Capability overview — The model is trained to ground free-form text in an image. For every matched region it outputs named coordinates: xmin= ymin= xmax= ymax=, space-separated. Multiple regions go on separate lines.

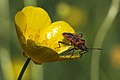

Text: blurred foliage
xmin=0 ymin=0 xmax=120 ymax=80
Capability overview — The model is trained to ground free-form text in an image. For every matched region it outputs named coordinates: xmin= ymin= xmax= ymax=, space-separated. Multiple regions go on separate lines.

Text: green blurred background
xmin=0 ymin=0 xmax=120 ymax=80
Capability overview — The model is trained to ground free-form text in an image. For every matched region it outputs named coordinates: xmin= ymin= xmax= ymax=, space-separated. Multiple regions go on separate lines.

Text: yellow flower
xmin=15 ymin=6 xmax=80 ymax=64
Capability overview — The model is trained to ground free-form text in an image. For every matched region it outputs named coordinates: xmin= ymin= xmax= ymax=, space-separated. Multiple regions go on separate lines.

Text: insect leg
xmin=79 ymin=50 xmax=84 ymax=58
xmin=78 ymin=33 xmax=83 ymax=38
xmin=79 ymin=50 xmax=88 ymax=58
xmin=69 ymin=48 xmax=75 ymax=58
xmin=64 ymin=48 xmax=75 ymax=57
xmin=58 ymin=41 xmax=71 ymax=48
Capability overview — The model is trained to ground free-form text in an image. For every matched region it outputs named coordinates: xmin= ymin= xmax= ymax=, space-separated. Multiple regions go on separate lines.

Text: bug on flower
xmin=58 ymin=32 xmax=102 ymax=58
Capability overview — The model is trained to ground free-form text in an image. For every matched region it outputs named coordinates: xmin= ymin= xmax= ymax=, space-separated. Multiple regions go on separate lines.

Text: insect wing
xmin=62 ymin=33 xmax=74 ymax=39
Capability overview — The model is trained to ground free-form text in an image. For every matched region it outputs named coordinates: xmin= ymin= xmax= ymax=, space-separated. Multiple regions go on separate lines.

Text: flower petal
xmin=15 ymin=11 xmax=27 ymax=49
xmin=39 ymin=21 xmax=75 ymax=54
xmin=23 ymin=39 xmax=79 ymax=64
xmin=15 ymin=6 xmax=51 ymax=43
xmin=24 ymin=39 xmax=60 ymax=64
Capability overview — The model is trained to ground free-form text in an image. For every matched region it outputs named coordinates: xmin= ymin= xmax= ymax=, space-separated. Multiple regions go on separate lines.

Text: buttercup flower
xmin=15 ymin=6 xmax=79 ymax=64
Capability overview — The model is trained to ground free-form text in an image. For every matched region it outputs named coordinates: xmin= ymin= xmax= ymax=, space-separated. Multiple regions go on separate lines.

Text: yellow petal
xmin=39 ymin=21 xmax=75 ymax=54
xmin=23 ymin=39 xmax=79 ymax=64
xmin=23 ymin=39 xmax=60 ymax=64
xmin=15 ymin=11 xmax=27 ymax=50
xmin=15 ymin=6 xmax=51 ymax=42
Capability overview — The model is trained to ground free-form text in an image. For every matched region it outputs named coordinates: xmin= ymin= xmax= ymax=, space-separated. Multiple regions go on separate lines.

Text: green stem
xmin=90 ymin=0 xmax=120 ymax=80
xmin=18 ymin=58 xmax=31 ymax=80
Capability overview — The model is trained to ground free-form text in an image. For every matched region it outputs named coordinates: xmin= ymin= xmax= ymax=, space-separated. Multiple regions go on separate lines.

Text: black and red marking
xmin=58 ymin=32 xmax=102 ymax=58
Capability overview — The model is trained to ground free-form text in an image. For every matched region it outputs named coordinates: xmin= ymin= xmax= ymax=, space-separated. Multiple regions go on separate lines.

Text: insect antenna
xmin=88 ymin=48 xmax=103 ymax=50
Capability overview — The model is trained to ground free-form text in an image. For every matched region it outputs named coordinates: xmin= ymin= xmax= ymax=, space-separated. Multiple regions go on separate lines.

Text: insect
xmin=58 ymin=32 xmax=102 ymax=58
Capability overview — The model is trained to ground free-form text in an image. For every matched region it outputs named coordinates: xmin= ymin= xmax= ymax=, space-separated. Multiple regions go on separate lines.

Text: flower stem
xmin=90 ymin=0 xmax=120 ymax=80
xmin=18 ymin=58 xmax=31 ymax=80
